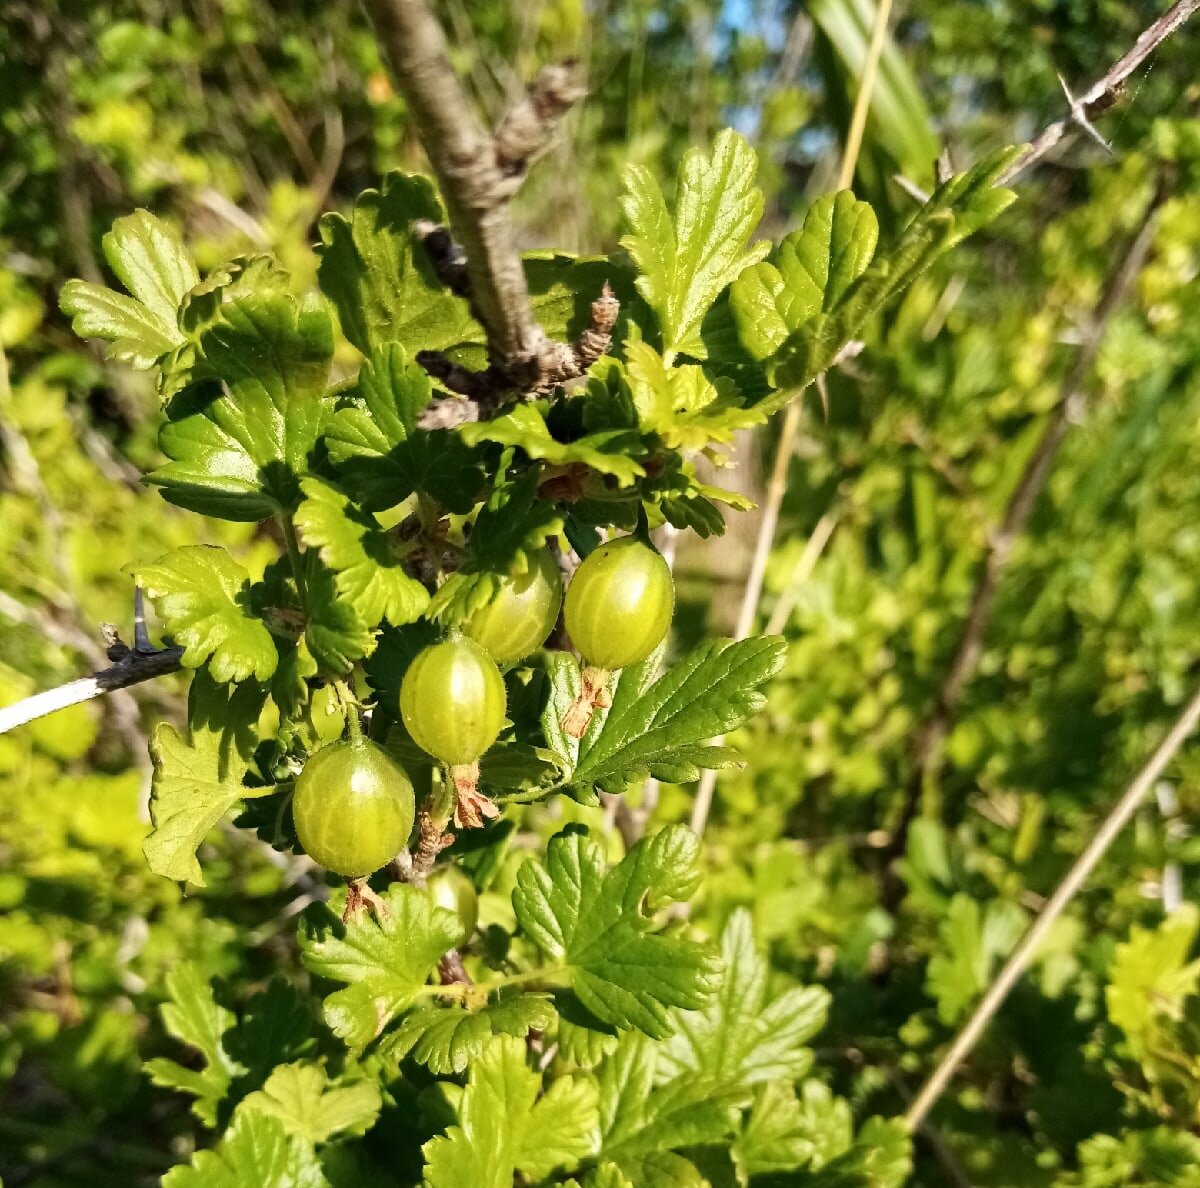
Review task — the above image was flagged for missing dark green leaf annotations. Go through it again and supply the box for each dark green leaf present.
[150,292,333,520]
[324,343,484,513]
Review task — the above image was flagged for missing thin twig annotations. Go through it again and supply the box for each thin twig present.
[892,195,1164,856]
[886,1069,973,1188]
[689,401,803,839]
[0,641,183,735]
[689,0,893,843]
[904,681,1200,1131]
[763,509,840,636]
[998,0,1200,185]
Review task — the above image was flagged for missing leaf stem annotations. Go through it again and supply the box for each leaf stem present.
[414,963,569,1001]
[281,514,309,605]
[335,679,363,743]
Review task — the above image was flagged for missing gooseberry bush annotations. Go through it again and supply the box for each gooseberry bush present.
[60,124,1017,1184]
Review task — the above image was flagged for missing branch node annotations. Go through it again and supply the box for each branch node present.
[571,282,620,373]
[493,62,585,182]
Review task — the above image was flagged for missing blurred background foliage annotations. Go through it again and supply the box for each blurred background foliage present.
[1,0,1199,1184]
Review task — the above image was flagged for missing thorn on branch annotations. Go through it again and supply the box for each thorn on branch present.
[1056,72,1113,154]
[133,585,153,653]
[935,147,954,185]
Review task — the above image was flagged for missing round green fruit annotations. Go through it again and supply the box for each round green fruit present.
[292,739,415,878]
[462,548,563,664]
[564,536,675,670]
[399,637,507,765]
[427,864,479,947]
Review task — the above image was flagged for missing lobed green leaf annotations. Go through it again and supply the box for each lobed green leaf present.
[133,545,277,683]
[620,128,769,360]
[144,672,268,886]
[423,1035,599,1187]
[513,826,721,1037]
[298,885,462,1051]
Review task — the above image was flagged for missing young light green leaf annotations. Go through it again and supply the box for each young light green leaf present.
[766,148,1020,404]
[242,1062,381,1145]
[316,171,482,360]
[802,1081,860,1169]
[1106,905,1200,1062]
[559,636,787,794]
[595,1032,742,1182]
[151,292,334,520]
[660,909,830,1089]
[1063,1129,1200,1188]
[620,128,769,360]
[60,210,197,368]
[298,885,462,1051]
[381,995,554,1076]
[144,964,244,1127]
[513,826,721,1037]
[162,1107,330,1188]
[294,477,429,628]
[730,191,878,360]
[133,545,277,683]
[427,467,564,624]
[555,993,620,1068]
[565,1164,635,1188]
[623,341,764,450]
[461,404,645,486]
[324,343,483,514]
[145,672,268,886]
[423,1035,599,1187]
